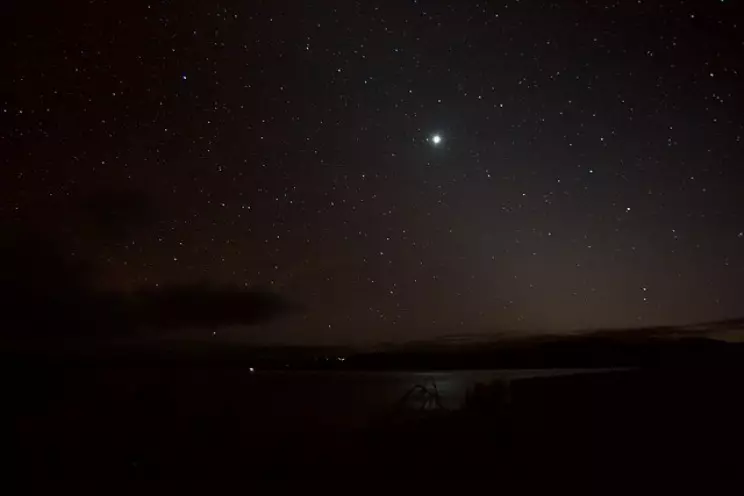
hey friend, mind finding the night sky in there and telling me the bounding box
[3,1,744,345]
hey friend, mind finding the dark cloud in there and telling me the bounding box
[1,226,95,339]
[76,189,157,241]
[0,205,294,344]
[130,283,296,331]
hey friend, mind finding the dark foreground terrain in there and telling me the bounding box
[5,357,744,492]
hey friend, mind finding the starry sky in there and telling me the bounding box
[2,0,744,345]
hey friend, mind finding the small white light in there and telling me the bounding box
[431,134,442,145]
[249,367,255,373]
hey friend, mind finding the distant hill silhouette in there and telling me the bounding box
[344,323,744,370]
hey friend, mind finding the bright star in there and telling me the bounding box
[430,134,442,145]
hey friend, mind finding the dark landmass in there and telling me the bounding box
[5,360,744,490]
[5,318,744,371]
[347,332,744,370]
[6,320,744,490]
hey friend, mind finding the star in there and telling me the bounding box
[6,0,744,345]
